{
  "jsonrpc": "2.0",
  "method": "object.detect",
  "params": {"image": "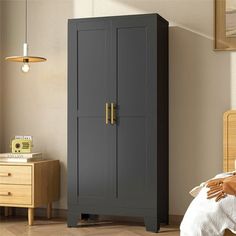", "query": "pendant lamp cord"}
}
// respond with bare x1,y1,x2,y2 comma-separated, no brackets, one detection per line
25,0,28,43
